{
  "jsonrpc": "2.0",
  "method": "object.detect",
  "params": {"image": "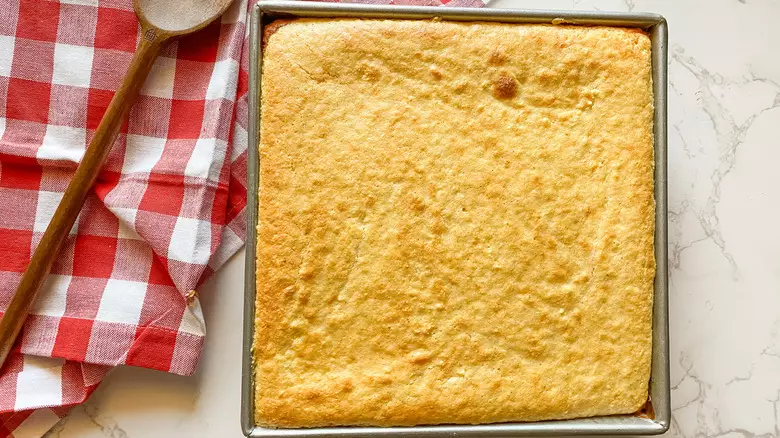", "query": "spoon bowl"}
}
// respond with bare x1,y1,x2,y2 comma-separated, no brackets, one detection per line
135,0,235,34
